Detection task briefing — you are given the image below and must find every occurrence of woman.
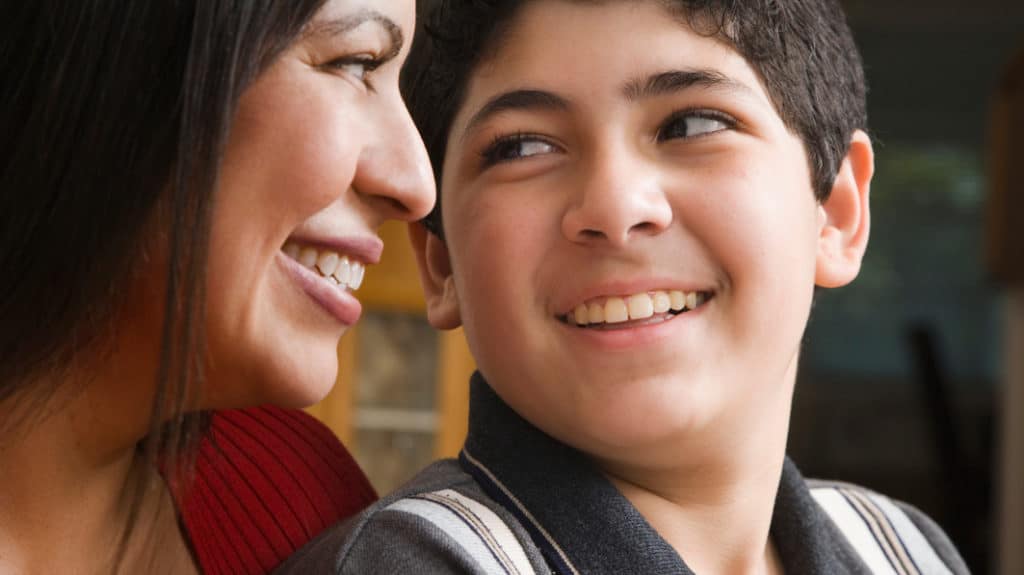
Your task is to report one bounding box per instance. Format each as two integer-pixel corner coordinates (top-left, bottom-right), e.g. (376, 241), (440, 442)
(0, 0), (433, 573)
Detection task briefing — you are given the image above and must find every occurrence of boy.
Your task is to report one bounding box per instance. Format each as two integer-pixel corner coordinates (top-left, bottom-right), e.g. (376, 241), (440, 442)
(280, 0), (968, 573)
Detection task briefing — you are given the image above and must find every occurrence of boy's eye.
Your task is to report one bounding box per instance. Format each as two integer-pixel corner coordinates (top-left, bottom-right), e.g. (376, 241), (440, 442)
(657, 111), (734, 142)
(480, 134), (558, 167)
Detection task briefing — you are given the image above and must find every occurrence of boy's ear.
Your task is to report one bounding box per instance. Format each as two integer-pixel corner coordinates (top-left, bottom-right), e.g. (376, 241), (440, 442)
(408, 223), (463, 329)
(815, 129), (874, 288)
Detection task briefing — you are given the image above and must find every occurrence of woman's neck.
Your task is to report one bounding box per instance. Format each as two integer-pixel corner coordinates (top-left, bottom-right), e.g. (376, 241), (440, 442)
(0, 367), (195, 573)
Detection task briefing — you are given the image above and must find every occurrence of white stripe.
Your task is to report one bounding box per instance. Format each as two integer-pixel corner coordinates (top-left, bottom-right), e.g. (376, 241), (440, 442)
(842, 489), (915, 575)
(866, 493), (954, 575)
(431, 489), (536, 575)
(812, 488), (900, 575)
(385, 491), (536, 568)
(463, 449), (581, 575)
(387, 498), (512, 574)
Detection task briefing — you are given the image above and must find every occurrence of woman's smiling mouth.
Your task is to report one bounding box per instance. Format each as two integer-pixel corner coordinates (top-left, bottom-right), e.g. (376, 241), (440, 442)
(278, 235), (383, 327)
(283, 240), (366, 291)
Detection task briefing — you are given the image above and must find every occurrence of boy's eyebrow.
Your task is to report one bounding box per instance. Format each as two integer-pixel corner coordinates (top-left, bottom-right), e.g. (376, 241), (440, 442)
(461, 89), (570, 140)
(302, 10), (404, 58)
(623, 69), (754, 101)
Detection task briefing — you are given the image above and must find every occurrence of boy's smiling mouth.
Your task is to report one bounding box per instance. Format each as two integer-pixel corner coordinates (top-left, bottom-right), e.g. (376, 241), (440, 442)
(559, 290), (713, 328)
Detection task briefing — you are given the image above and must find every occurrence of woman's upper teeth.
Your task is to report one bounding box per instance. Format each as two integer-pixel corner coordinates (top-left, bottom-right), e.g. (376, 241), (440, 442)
(570, 290), (708, 326)
(283, 241), (365, 290)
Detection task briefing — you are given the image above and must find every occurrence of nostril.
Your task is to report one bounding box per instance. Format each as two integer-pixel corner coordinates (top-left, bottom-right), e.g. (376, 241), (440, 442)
(385, 196), (416, 220)
(360, 193), (416, 221)
(393, 181), (435, 221)
(629, 221), (663, 236)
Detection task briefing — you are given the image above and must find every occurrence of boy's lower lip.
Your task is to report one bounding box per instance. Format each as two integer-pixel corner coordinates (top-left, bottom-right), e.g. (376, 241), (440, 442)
(278, 252), (362, 325)
(556, 301), (708, 351)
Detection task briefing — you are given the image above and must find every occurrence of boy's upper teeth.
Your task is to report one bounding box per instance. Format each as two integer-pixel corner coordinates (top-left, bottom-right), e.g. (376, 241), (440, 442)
(282, 240), (366, 291)
(569, 290), (708, 326)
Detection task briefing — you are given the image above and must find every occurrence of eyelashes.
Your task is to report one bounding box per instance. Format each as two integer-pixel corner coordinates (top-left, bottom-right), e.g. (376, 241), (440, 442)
(478, 108), (738, 169)
(320, 54), (388, 89)
(480, 132), (559, 168)
(655, 109), (736, 142)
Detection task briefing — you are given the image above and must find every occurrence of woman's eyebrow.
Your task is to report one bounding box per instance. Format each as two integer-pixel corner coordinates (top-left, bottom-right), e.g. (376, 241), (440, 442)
(461, 89), (570, 141)
(622, 68), (756, 101)
(303, 9), (403, 58)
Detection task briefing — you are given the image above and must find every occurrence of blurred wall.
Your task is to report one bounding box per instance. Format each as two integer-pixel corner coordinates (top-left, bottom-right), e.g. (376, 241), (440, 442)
(792, 2), (1023, 573)
(1002, 291), (1023, 575)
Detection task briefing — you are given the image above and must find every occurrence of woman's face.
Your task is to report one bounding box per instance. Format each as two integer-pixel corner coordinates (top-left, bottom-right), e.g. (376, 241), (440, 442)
(202, 0), (434, 408)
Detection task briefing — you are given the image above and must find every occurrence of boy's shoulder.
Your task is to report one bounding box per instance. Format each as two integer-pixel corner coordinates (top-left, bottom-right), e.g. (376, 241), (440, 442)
(273, 458), (547, 575)
(274, 456), (970, 575)
(803, 478), (970, 575)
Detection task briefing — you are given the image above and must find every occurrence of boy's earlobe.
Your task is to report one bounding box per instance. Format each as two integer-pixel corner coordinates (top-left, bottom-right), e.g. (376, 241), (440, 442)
(815, 130), (874, 288)
(408, 223), (463, 329)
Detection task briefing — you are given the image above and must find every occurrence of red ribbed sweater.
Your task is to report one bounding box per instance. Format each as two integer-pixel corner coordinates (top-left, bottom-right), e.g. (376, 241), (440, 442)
(170, 406), (377, 574)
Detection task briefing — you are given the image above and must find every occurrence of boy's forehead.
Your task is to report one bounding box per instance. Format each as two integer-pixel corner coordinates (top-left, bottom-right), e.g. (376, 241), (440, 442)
(449, 0), (774, 135)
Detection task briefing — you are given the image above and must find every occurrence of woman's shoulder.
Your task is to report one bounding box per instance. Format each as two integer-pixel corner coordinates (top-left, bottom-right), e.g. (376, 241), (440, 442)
(805, 478), (971, 575)
(174, 406), (377, 574)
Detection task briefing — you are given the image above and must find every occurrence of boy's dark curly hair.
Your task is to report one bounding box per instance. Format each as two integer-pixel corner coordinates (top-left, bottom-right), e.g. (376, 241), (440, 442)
(403, 0), (868, 238)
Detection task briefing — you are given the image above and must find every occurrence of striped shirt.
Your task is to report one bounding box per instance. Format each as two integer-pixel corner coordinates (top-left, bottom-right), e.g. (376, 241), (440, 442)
(278, 373), (968, 574)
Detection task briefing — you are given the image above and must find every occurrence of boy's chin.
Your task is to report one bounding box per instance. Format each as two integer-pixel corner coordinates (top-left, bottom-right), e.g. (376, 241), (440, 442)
(557, 401), (723, 462)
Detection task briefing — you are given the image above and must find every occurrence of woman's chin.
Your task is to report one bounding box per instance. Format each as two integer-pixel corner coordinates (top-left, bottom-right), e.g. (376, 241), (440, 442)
(201, 349), (340, 411)
(275, 376), (338, 409)
(264, 358), (341, 409)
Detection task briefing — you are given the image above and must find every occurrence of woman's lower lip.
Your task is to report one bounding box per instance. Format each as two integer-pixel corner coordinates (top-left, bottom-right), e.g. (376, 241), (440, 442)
(279, 252), (362, 325)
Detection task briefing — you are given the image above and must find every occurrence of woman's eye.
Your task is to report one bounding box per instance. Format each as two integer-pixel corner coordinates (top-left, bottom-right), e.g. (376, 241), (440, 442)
(323, 56), (382, 84)
(657, 112), (733, 142)
(480, 135), (557, 167)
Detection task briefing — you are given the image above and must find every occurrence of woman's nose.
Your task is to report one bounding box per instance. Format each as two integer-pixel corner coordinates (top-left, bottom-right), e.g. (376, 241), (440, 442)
(352, 95), (437, 223)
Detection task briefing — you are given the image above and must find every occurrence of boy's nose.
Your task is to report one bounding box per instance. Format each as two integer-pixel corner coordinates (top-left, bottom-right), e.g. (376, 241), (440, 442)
(561, 150), (672, 246)
(351, 98), (436, 223)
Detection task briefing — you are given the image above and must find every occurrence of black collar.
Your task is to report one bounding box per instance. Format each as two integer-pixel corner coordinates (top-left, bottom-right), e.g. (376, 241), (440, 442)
(459, 372), (868, 575)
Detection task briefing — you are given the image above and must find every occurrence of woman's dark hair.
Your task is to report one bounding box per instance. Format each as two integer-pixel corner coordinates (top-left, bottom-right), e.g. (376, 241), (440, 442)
(1, 0), (326, 564)
(403, 0), (868, 238)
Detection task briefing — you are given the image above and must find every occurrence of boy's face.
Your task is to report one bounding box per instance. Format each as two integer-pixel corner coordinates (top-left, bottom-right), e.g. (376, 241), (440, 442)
(416, 0), (871, 467)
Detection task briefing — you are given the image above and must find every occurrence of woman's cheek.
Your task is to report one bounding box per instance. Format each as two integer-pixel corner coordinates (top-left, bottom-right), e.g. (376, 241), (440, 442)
(282, 117), (362, 213)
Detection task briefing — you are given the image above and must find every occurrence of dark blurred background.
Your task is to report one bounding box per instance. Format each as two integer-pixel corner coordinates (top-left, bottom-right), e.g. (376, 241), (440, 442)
(793, 1), (1024, 573)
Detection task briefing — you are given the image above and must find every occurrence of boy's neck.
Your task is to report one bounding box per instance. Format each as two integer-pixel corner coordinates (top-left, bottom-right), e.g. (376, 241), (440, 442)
(605, 456), (787, 575)
(597, 361), (797, 575)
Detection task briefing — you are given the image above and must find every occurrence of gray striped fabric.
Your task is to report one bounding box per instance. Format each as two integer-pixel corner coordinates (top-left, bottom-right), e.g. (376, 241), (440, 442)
(388, 480), (956, 575)
(812, 485), (954, 575)
(385, 489), (536, 575)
